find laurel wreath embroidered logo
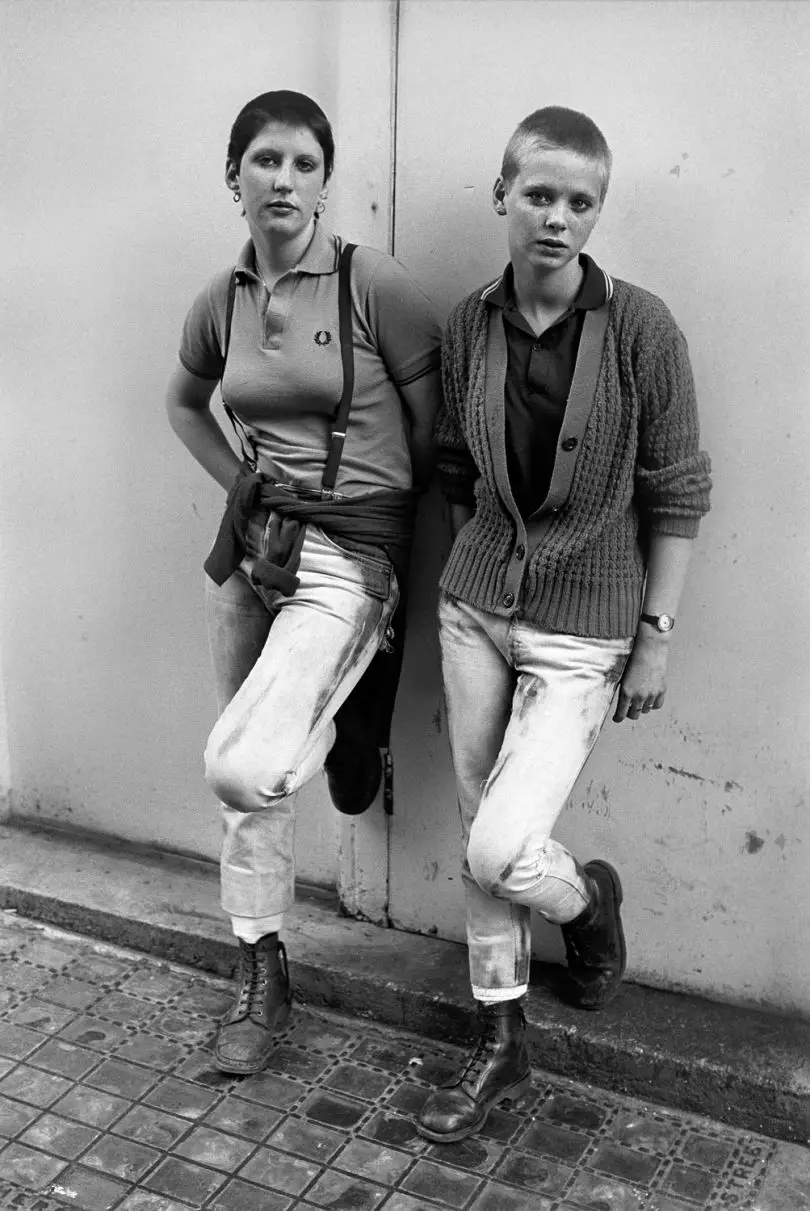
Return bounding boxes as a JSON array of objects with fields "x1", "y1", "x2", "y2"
[{"x1": 313, "y1": 330, "x2": 332, "y2": 347}]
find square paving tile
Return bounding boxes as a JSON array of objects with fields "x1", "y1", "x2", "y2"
[
  {"x1": 38, "y1": 975, "x2": 103, "y2": 1011},
  {"x1": 588, "y1": 1138, "x2": 662, "y2": 1185},
  {"x1": 0, "y1": 1095, "x2": 41, "y2": 1139},
  {"x1": 334, "y1": 1136, "x2": 412, "y2": 1185},
  {"x1": 52, "y1": 1085, "x2": 131, "y2": 1128},
  {"x1": 663, "y1": 1160, "x2": 718, "y2": 1202},
  {"x1": 0, "y1": 1063, "x2": 73, "y2": 1108},
  {"x1": 300, "y1": 1089, "x2": 368, "y2": 1130},
  {"x1": 19, "y1": 1111, "x2": 100, "y2": 1159},
  {"x1": 7, "y1": 998, "x2": 76, "y2": 1035},
  {"x1": 470, "y1": 1180, "x2": 554, "y2": 1210},
  {"x1": 305, "y1": 1167, "x2": 388, "y2": 1209},
  {"x1": 494, "y1": 1147, "x2": 573, "y2": 1195},
  {"x1": 0, "y1": 1022, "x2": 43, "y2": 1061},
  {"x1": 0, "y1": 1140, "x2": 67, "y2": 1189},
  {"x1": 566, "y1": 1168, "x2": 648, "y2": 1209},
  {"x1": 239, "y1": 1144, "x2": 322, "y2": 1194},
  {"x1": 85, "y1": 1057, "x2": 158, "y2": 1100},
  {"x1": 29, "y1": 1038, "x2": 101, "y2": 1080},
  {"x1": 118, "y1": 968, "x2": 191, "y2": 1003},
  {"x1": 211, "y1": 1177, "x2": 293, "y2": 1210},
  {"x1": 400, "y1": 1157, "x2": 483, "y2": 1207},
  {"x1": 323, "y1": 1063, "x2": 392, "y2": 1102},
  {"x1": 53, "y1": 1162, "x2": 130, "y2": 1209},
  {"x1": 266, "y1": 1115, "x2": 346, "y2": 1163},
  {"x1": 203, "y1": 1094, "x2": 282, "y2": 1142},
  {"x1": 90, "y1": 992, "x2": 158, "y2": 1025},
  {"x1": 112, "y1": 1104, "x2": 192, "y2": 1151},
  {"x1": 236, "y1": 1069, "x2": 305, "y2": 1110},
  {"x1": 143, "y1": 1077, "x2": 219, "y2": 1120},
  {"x1": 517, "y1": 1118, "x2": 591, "y2": 1165},
  {"x1": 143, "y1": 1154, "x2": 228, "y2": 1204},
  {"x1": 59, "y1": 1016, "x2": 131, "y2": 1052},
  {"x1": 172, "y1": 1123, "x2": 255, "y2": 1170},
  {"x1": 114, "y1": 1033, "x2": 188, "y2": 1071},
  {"x1": 81, "y1": 1132, "x2": 162, "y2": 1181}
]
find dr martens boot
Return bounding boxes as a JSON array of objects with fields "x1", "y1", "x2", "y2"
[
  {"x1": 214, "y1": 934, "x2": 291, "y2": 1074},
  {"x1": 417, "y1": 998, "x2": 532, "y2": 1143},
  {"x1": 562, "y1": 859, "x2": 626, "y2": 1010}
]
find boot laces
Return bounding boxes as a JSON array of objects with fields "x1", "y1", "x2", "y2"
[
  {"x1": 458, "y1": 1014, "x2": 498, "y2": 1085},
  {"x1": 235, "y1": 943, "x2": 271, "y2": 1019}
]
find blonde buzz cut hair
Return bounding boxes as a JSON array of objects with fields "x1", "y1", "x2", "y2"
[{"x1": 501, "y1": 106, "x2": 613, "y2": 201}]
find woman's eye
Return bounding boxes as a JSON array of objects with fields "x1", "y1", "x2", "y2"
[
  {"x1": 297, "y1": 160, "x2": 316, "y2": 172},
  {"x1": 571, "y1": 199, "x2": 591, "y2": 212}
]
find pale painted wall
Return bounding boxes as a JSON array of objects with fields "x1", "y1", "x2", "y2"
[
  {"x1": 388, "y1": 0, "x2": 810, "y2": 1015},
  {"x1": 0, "y1": 0, "x2": 395, "y2": 889}
]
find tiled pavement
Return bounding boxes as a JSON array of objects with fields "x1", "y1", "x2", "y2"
[{"x1": 0, "y1": 912, "x2": 806, "y2": 1211}]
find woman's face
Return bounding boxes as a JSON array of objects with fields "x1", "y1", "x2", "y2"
[{"x1": 228, "y1": 120, "x2": 327, "y2": 241}]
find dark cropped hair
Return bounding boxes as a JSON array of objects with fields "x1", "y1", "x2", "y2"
[
  {"x1": 501, "y1": 106, "x2": 612, "y2": 200},
  {"x1": 227, "y1": 90, "x2": 335, "y2": 180}
]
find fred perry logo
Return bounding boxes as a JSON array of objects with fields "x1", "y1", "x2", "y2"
[{"x1": 313, "y1": 330, "x2": 333, "y2": 347}]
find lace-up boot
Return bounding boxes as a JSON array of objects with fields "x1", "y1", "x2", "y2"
[
  {"x1": 561, "y1": 859, "x2": 626, "y2": 1010},
  {"x1": 416, "y1": 998, "x2": 532, "y2": 1142},
  {"x1": 214, "y1": 934, "x2": 291, "y2": 1074}
]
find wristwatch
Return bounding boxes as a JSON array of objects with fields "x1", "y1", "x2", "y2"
[{"x1": 640, "y1": 612, "x2": 675, "y2": 633}]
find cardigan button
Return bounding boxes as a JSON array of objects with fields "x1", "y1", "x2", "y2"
[
  {"x1": 561, "y1": 437, "x2": 578, "y2": 452},
  {"x1": 515, "y1": 545, "x2": 525, "y2": 560},
  {"x1": 502, "y1": 592, "x2": 515, "y2": 608}
]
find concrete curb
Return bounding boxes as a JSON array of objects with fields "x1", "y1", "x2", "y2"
[{"x1": 1, "y1": 820, "x2": 807, "y2": 1145}]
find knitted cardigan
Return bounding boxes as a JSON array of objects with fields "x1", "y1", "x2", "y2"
[{"x1": 436, "y1": 276, "x2": 712, "y2": 638}]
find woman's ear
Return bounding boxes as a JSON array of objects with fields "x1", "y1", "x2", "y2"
[
  {"x1": 224, "y1": 160, "x2": 240, "y2": 194},
  {"x1": 492, "y1": 176, "x2": 507, "y2": 215}
]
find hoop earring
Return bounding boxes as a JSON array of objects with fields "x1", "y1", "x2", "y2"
[
  {"x1": 315, "y1": 198, "x2": 326, "y2": 217},
  {"x1": 231, "y1": 189, "x2": 241, "y2": 204}
]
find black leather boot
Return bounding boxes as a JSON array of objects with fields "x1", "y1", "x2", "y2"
[
  {"x1": 214, "y1": 934, "x2": 291, "y2": 1074},
  {"x1": 416, "y1": 999, "x2": 532, "y2": 1143},
  {"x1": 324, "y1": 730, "x2": 382, "y2": 815},
  {"x1": 561, "y1": 859, "x2": 626, "y2": 1010}
]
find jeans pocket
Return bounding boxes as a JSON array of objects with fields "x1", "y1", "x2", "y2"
[{"x1": 313, "y1": 528, "x2": 393, "y2": 602}]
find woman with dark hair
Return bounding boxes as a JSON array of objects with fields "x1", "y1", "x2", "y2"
[{"x1": 166, "y1": 91, "x2": 441, "y2": 1075}]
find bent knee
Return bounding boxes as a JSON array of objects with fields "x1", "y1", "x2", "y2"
[
  {"x1": 467, "y1": 833, "x2": 524, "y2": 897},
  {"x1": 204, "y1": 737, "x2": 291, "y2": 814}
]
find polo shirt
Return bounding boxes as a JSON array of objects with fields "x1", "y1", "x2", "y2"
[
  {"x1": 483, "y1": 254, "x2": 611, "y2": 517},
  {"x1": 179, "y1": 223, "x2": 441, "y2": 498}
]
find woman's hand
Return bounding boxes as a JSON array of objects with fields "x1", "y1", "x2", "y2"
[{"x1": 613, "y1": 632, "x2": 670, "y2": 722}]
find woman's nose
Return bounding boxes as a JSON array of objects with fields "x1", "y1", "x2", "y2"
[
  {"x1": 545, "y1": 203, "x2": 567, "y2": 229},
  {"x1": 274, "y1": 161, "x2": 293, "y2": 191}
]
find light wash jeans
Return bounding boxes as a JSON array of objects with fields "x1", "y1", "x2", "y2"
[
  {"x1": 438, "y1": 592, "x2": 633, "y2": 1002},
  {"x1": 204, "y1": 510, "x2": 398, "y2": 940}
]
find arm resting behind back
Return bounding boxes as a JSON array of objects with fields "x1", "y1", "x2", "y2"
[{"x1": 165, "y1": 363, "x2": 242, "y2": 492}]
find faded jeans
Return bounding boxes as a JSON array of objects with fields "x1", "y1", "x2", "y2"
[
  {"x1": 438, "y1": 592, "x2": 633, "y2": 1001},
  {"x1": 204, "y1": 511, "x2": 398, "y2": 939}
]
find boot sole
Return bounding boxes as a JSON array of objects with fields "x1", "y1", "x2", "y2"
[
  {"x1": 213, "y1": 998, "x2": 292, "y2": 1075},
  {"x1": 577, "y1": 859, "x2": 626, "y2": 1011},
  {"x1": 415, "y1": 1072, "x2": 533, "y2": 1143}
]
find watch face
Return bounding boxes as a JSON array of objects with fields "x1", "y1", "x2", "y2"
[{"x1": 658, "y1": 614, "x2": 674, "y2": 632}]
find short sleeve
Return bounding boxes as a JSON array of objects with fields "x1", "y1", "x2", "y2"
[
  {"x1": 361, "y1": 253, "x2": 442, "y2": 386},
  {"x1": 178, "y1": 271, "x2": 232, "y2": 381}
]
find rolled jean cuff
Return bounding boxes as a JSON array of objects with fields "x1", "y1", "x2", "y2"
[
  {"x1": 473, "y1": 984, "x2": 528, "y2": 1004},
  {"x1": 230, "y1": 913, "x2": 284, "y2": 942}
]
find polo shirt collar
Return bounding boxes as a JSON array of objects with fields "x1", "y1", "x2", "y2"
[
  {"x1": 234, "y1": 222, "x2": 339, "y2": 281},
  {"x1": 481, "y1": 253, "x2": 613, "y2": 312}
]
